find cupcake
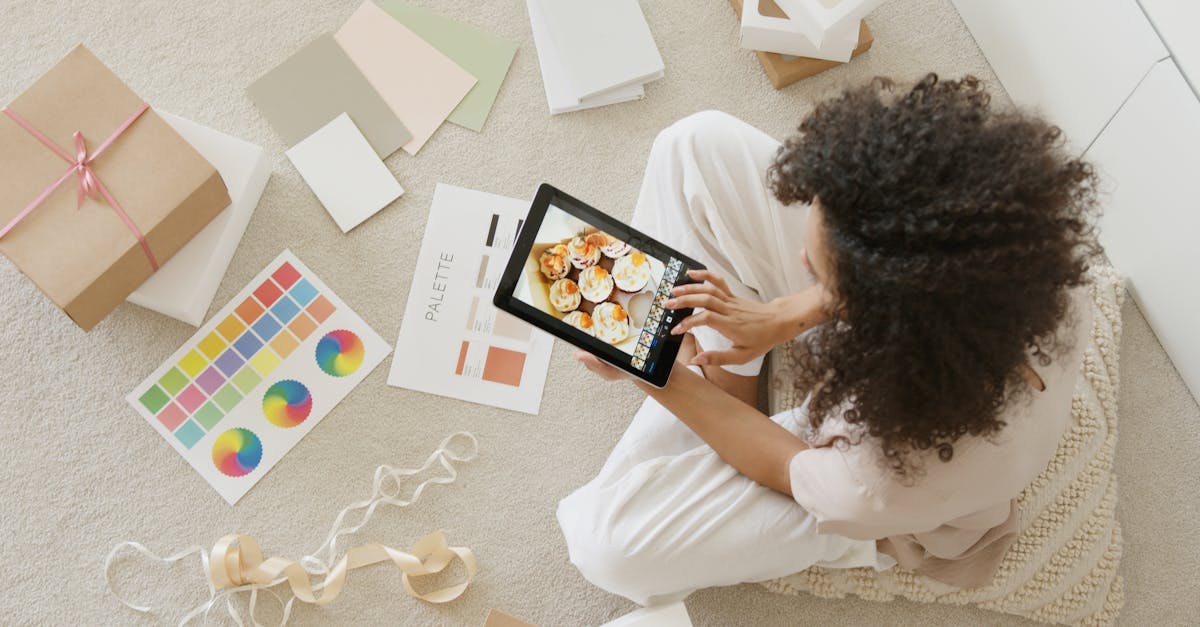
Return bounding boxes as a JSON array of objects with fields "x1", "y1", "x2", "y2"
[
  {"x1": 579, "y1": 265, "x2": 614, "y2": 303},
  {"x1": 562, "y1": 311, "x2": 595, "y2": 337},
  {"x1": 538, "y1": 244, "x2": 570, "y2": 280},
  {"x1": 612, "y1": 250, "x2": 651, "y2": 292},
  {"x1": 549, "y1": 278, "x2": 581, "y2": 312},
  {"x1": 599, "y1": 232, "x2": 631, "y2": 258},
  {"x1": 593, "y1": 302, "x2": 631, "y2": 345},
  {"x1": 566, "y1": 235, "x2": 601, "y2": 269}
]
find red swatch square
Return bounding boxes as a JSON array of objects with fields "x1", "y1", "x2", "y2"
[
  {"x1": 271, "y1": 262, "x2": 302, "y2": 289},
  {"x1": 254, "y1": 279, "x2": 283, "y2": 307},
  {"x1": 157, "y1": 403, "x2": 188, "y2": 431}
]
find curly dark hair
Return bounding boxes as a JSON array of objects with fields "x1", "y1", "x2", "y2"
[{"x1": 768, "y1": 74, "x2": 1100, "y2": 478}]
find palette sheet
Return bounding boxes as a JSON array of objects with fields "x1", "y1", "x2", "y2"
[
  {"x1": 388, "y1": 184, "x2": 552, "y2": 415},
  {"x1": 127, "y1": 250, "x2": 391, "y2": 504}
]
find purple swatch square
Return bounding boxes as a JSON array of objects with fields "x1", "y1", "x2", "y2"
[
  {"x1": 215, "y1": 349, "x2": 244, "y2": 377},
  {"x1": 196, "y1": 367, "x2": 225, "y2": 395},
  {"x1": 177, "y1": 384, "x2": 207, "y2": 413}
]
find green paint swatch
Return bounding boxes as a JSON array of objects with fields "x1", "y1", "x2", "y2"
[
  {"x1": 194, "y1": 402, "x2": 225, "y2": 431},
  {"x1": 380, "y1": 0, "x2": 518, "y2": 132},
  {"x1": 138, "y1": 386, "x2": 170, "y2": 414},
  {"x1": 157, "y1": 368, "x2": 189, "y2": 396},
  {"x1": 213, "y1": 383, "x2": 244, "y2": 412}
]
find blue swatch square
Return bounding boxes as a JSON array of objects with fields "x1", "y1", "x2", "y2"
[
  {"x1": 270, "y1": 295, "x2": 301, "y2": 324},
  {"x1": 252, "y1": 312, "x2": 282, "y2": 341},
  {"x1": 214, "y1": 349, "x2": 244, "y2": 376},
  {"x1": 233, "y1": 331, "x2": 263, "y2": 359},
  {"x1": 174, "y1": 420, "x2": 205, "y2": 449},
  {"x1": 289, "y1": 278, "x2": 318, "y2": 306}
]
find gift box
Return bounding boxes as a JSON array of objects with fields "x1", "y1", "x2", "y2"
[
  {"x1": 740, "y1": 0, "x2": 862, "y2": 61},
  {"x1": 0, "y1": 46, "x2": 230, "y2": 330},
  {"x1": 731, "y1": 0, "x2": 874, "y2": 89}
]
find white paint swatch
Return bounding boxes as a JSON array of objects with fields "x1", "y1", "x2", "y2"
[{"x1": 286, "y1": 113, "x2": 403, "y2": 233}]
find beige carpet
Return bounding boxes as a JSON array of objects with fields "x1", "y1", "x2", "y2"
[{"x1": 1, "y1": 0, "x2": 1197, "y2": 624}]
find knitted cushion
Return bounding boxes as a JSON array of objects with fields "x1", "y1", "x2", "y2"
[{"x1": 761, "y1": 265, "x2": 1125, "y2": 626}]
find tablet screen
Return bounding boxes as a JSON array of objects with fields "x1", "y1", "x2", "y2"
[{"x1": 497, "y1": 185, "x2": 703, "y2": 385}]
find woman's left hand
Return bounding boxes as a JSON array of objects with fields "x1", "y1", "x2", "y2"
[{"x1": 575, "y1": 352, "x2": 636, "y2": 383}]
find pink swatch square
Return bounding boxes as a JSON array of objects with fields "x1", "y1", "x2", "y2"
[
  {"x1": 157, "y1": 403, "x2": 188, "y2": 431},
  {"x1": 177, "y1": 384, "x2": 207, "y2": 413}
]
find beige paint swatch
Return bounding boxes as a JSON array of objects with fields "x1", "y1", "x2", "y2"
[
  {"x1": 335, "y1": 1, "x2": 477, "y2": 155},
  {"x1": 247, "y1": 33, "x2": 411, "y2": 159}
]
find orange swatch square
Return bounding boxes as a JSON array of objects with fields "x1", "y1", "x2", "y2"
[
  {"x1": 482, "y1": 346, "x2": 525, "y2": 387},
  {"x1": 306, "y1": 295, "x2": 336, "y2": 323},
  {"x1": 215, "y1": 315, "x2": 246, "y2": 342},
  {"x1": 288, "y1": 312, "x2": 318, "y2": 340},
  {"x1": 270, "y1": 330, "x2": 300, "y2": 358},
  {"x1": 235, "y1": 297, "x2": 264, "y2": 325}
]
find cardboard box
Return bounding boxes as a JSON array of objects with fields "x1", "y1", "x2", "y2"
[
  {"x1": 0, "y1": 46, "x2": 230, "y2": 330},
  {"x1": 775, "y1": 0, "x2": 885, "y2": 45},
  {"x1": 740, "y1": 0, "x2": 861, "y2": 60},
  {"x1": 731, "y1": 0, "x2": 874, "y2": 89}
]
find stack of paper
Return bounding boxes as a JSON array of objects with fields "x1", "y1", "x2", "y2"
[{"x1": 526, "y1": 0, "x2": 664, "y2": 114}]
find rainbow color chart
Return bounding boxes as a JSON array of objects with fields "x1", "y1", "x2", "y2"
[{"x1": 127, "y1": 250, "x2": 390, "y2": 504}]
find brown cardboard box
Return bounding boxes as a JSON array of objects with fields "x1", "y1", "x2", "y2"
[
  {"x1": 730, "y1": 0, "x2": 874, "y2": 89},
  {"x1": 0, "y1": 45, "x2": 230, "y2": 330}
]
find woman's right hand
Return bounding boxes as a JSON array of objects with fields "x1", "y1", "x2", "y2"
[{"x1": 666, "y1": 270, "x2": 832, "y2": 366}]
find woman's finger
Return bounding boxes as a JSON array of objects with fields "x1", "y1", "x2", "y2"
[
  {"x1": 575, "y1": 352, "x2": 627, "y2": 381},
  {"x1": 686, "y1": 269, "x2": 733, "y2": 297},
  {"x1": 670, "y1": 310, "x2": 730, "y2": 336},
  {"x1": 691, "y1": 347, "x2": 755, "y2": 367},
  {"x1": 665, "y1": 293, "x2": 728, "y2": 313},
  {"x1": 669, "y1": 282, "x2": 725, "y2": 299}
]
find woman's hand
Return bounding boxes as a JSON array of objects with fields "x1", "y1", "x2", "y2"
[
  {"x1": 666, "y1": 270, "x2": 832, "y2": 367},
  {"x1": 575, "y1": 352, "x2": 636, "y2": 383}
]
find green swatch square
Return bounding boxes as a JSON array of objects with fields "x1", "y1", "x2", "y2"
[
  {"x1": 213, "y1": 383, "x2": 243, "y2": 412},
  {"x1": 138, "y1": 386, "x2": 170, "y2": 414},
  {"x1": 231, "y1": 366, "x2": 262, "y2": 394},
  {"x1": 157, "y1": 368, "x2": 189, "y2": 396},
  {"x1": 194, "y1": 402, "x2": 225, "y2": 431}
]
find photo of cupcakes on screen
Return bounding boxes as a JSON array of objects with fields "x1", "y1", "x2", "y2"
[
  {"x1": 579, "y1": 265, "x2": 614, "y2": 303},
  {"x1": 539, "y1": 243, "x2": 571, "y2": 280},
  {"x1": 599, "y1": 232, "x2": 631, "y2": 258},
  {"x1": 634, "y1": 344, "x2": 650, "y2": 359},
  {"x1": 567, "y1": 234, "x2": 602, "y2": 269},
  {"x1": 549, "y1": 278, "x2": 581, "y2": 312},
  {"x1": 563, "y1": 311, "x2": 595, "y2": 336},
  {"x1": 593, "y1": 302, "x2": 631, "y2": 345},
  {"x1": 612, "y1": 251, "x2": 651, "y2": 293}
]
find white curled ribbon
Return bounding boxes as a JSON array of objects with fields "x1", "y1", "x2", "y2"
[{"x1": 104, "y1": 431, "x2": 480, "y2": 626}]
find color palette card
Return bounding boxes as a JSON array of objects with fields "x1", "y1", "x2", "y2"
[
  {"x1": 247, "y1": 33, "x2": 411, "y2": 159},
  {"x1": 128, "y1": 250, "x2": 390, "y2": 504},
  {"x1": 335, "y1": 1, "x2": 477, "y2": 155},
  {"x1": 379, "y1": 0, "x2": 519, "y2": 132},
  {"x1": 388, "y1": 183, "x2": 552, "y2": 415},
  {"x1": 286, "y1": 113, "x2": 404, "y2": 233}
]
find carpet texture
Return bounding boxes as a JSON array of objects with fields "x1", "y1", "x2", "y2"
[{"x1": 1, "y1": 1, "x2": 1197, "y2": 625}]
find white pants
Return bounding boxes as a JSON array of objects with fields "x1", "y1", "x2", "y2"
[{"x1": 557, "y1": 111, "x2": 893, "y2": 607}]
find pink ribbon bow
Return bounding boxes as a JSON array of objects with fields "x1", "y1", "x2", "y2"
[{"x1": 1, "y1": 104, "x2": 159, "y2": 270}]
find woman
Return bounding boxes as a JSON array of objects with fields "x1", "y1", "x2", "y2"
[{"x1": 557, "y1": 75, "x2": 1100, "y2": 606}]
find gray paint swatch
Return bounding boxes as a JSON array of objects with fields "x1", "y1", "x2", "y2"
[{"x1": 247, "y1": 33, "x2": 411, "y2": 158}]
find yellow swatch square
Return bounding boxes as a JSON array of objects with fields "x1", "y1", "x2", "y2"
[
  {"x1": 216, "y1": 315, "x2": 246, "y2": 342},
  {"x1": 197, "y1": 332, "x2": 227, "y2": 360},
  {"x1": 249, "y1": 349, "x2": 281, "y2": 377},
  {"x1": 178, "y1": 350, "x2": 208, "y2": 377},
  {"x1": 269, "y1": 331, "x2": 299, "y2": 359}
]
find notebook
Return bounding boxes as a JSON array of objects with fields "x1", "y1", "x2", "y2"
[
  {"x1": 527, "y1": 0, "x2": 645, "y2": 114},
  {"x1": 537, "y1": 0, "x2": 665, "y2": 99}
]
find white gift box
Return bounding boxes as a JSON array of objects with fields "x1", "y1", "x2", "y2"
[
  {"x1": 776, "y1": 0, "x2": 885, "y2": 46},
  {"x1": 739, "y1": 0, "x2": 862, "y2": 61}
]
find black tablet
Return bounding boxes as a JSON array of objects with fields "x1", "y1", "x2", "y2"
[{"x1": 494, "y1": 184, "x2": 705, "y2": 388}]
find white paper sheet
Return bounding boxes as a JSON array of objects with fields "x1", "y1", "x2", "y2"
[
  {"x1": 388, "y1": 183, "x2": 553, "y2": 415},
  {"x1": 126, "y1": 113, "x2": 270, "y2": 326},
  {"x1": 286, "y1": 113, "x2": 403, "y2": 233},
  {"x1": 526, "y1": 0, "x2": 645, "y2": 114},
  {"x1": 537, "y1": 0, "x2": 664, "y2": 99},
  {"x1": 127, "y1": 250, "x2": 391, "y2": 504},
  {"x1": 600, "y1": 602, "x2": 693, "y2": 627}
]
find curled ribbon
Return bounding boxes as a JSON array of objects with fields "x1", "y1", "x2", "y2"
[
  {"x1": 104, "y1": 432, "x2": 480, "y2": 626},
  {"x1": 1, "y1": 104, "x2": 159, "y2": 270}
]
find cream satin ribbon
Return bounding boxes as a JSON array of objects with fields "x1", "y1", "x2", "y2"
[{"x1": 104, "y1": 432, "x2": 479, "y2": 626}]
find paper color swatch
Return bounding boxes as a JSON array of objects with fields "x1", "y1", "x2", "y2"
[
  {"x1": 335, "y1": 1, "x2": 477, "y2": 155},
  {"x1": 127, "y1": 250, "x2": 391, "y2": 504},
  {"x1": 247, "y1": 33, "x2": 411, "y2": 158},
  {"x1": 127, "y1": 112, "x2": 271, "y2": 326},
  {"x1": 286, "y1": 113, "x2": 403, "y2": 233},
  {"x1": 379, "y1": 0, "x2": 519, "y2": 132},
  {"x1": 526, "y1": 0, "x2": 645, "y2": 114},
  {"x1": 388, "y1": 184, "x2": 552, "y2": 414}
]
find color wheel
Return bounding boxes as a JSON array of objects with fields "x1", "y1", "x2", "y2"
[
  {"x1": 315, "y1": 329, "x2": 364, "y2": 377},
  {"x1": 212, "y1": 428, "x2": 263, "y2": 477},
  {"x1": 262, "y1": 380, "x2": 312, "y2": 428}
]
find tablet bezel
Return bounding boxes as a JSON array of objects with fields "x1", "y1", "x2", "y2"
[{"x1": 494, "y1": 183, "x2": 705, "y2": 388}]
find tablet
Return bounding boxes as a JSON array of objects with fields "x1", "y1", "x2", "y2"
[{"x1": 494, "y1": 184, "x2": 705, "y2": 388}]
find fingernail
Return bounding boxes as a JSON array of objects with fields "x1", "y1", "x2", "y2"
[
  {"x1": 665, "y1": 299, "x2": 677, "y2": 308},
  {"x1": 670, "y1": 325, "x2": 682, "y2": 335}
]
